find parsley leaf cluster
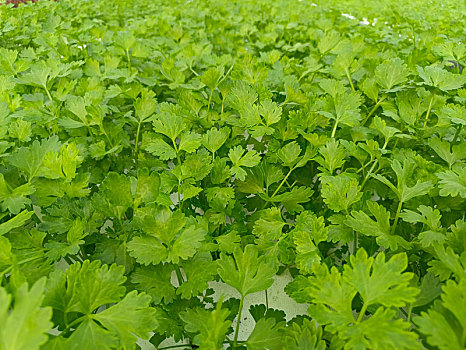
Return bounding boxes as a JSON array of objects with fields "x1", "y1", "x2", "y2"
[{"x1": 0, "y1": 0, "x2": 465, "y2": 349}]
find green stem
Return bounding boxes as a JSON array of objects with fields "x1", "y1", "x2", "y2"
[
  {"x1": 361, "y1": 96, "x2": 386, "y2": 126},
  {"x1": 79, "y1": 246, "x2": 87, "y2": 261},
  {"x1": 265, "y1": 290, "x2": 269, "y2": 310},
  {"x1": 9, "y1": 61, "x2": 17, "y2": 76},
  {"x1": 0, "y1": 255, "x2": 45, "y2": 279},
  {"x1": 171, "y1": 139, "x2": 182, "y2": 207},
  {"x1": 217, "y1": 62, "x2": 235, "y2": 86},
  {"x1": 356, "y1": 159, "x2": 373, "y2": 174},
  {"x1": 390, "y1": 201, "x2": 403, "y2": 235},
  {"x1": 177, "y1": 180, "x2": 181, "y2": 207},
  {"x1": 297, "y1": 70, "x2": 308, "y2": 82},
  {"x1": 331, "y1": 119, "x2": 339, "y2": 138},
  {"x1": 63, "y1": 255, "x2": 74, "y2": 266},
  {"x1": 64, "y1": 314, "x2": 88, "y2": 331},
  {"x1": 360, "y1": 141, "x2": 388, "y2": 189},
  {"x1": 298, "y1": 69, "x2": 316, "y2": 83},
  {"x1": 233, "y1": 295, "x2": 245, "y2": 349},
  {"x1": 345, "y1": 69, "x2": 356, "y2": 92},
  {"x1": 43, "y1": 85, "x2": 53, "y2": 102},
  {"x1": 189, "y1": 65, "x2": 199, "y2": 76},
  {"x1": 271, "y1": 167, "x2": 294, "y2": 198},
  {"x1": 353, "y1": 231, "x2": 358, "y2": 254},
  {"x1": 208, "y1": 88, "x2": 214, "y2": 109},
  {"x1": 126, "y1": 49, "x2": 131, "y2": 71},
  {"x1": 360, "y1": 159, "x2": 378, "y2": 189},
  {"x1": 423, "y1": 93, "x2": 435, "y2": 127},
  {"x1": 407, "y1": 304, "x2": 413, "y2": 323},
  {"x1": 100, "y1": 124, "x2": 114, "y2": 148},
  {"x1": 157, "y1": 345, "x2": 191, "y2": 350},
  {"x1": 452, "y1": 124, "x2": 462, "y2": 144},
  {"x1": 158, "y1": 341, "x2": 246, "y2": 350},
  {"x1": 134, "y1": 121, "x2": 141, "y2": 155},
  {"x1": 308, "y1": 71, "x2": 316, "y2": 85},
  {"x1": 175, "y1": 267, "x2": 184, "y2": 286},
  {"x1": 356, "y1": 303, "x2": 368, "y2": 324}
]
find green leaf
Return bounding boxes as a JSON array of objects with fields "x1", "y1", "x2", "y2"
[
  {"x1": 202, "y1": 127, "x2": 230, "y2": 154},
  {"x1": 8, "y1": 118, "x2": 32, "y2": 143},
  {"x1": 178, "y1": 131, "x2": 201, "y2": 153},
  {"x1": 216, "y1": 231, "x2": 241, "y2": 254},
  {"x1": 145, "y1": 138, "x2": 177, "y2": 160},
  {"x1": 429, "y1": 137, "x2": 466, "y2": 169},
  {"x1": 417, "y1": 66, "x2": 466, "y2": 91},
  {"x1": 373, "y1": 159, "x2": 433, "y2": 203},
  {"x1": 346, "y1": 201, "x2": 410, "y2": 250},
  {"x1": 7, "y1": 136, "x2": 61, "y2": 180},
  {"x1": 0, "y1": 236, "x2": 12, "y2": 268},
  {"x1": 180, "y1": 301, "x2": 231, "y2": 350},
  {"x1": 246, "y1": 318, "x2": 284, "y2": 350},
  {"x1": 342, "y1": 308, "x2": 421, "y2": 350},
  {"x1": 228, "y1": 80, "x2": 258, "y2": 112},
  {"x1": 217, "y1": 245, "x2": 277, "y2": 297},
  {"x1": 370, "y1": 116, "x2": 400, "y2": 143},
  {"x1": 400, "y1": 205, "x2": 446, "y2": 247},
  {"x1": 302, "y1": 263, "x2": 356, "y2": 331},
  {"x1": 201, "y1": 67, "x2": 223, "y2": 90},
  {"x1": 437, "y1": 165, "x2": 466, "y2": 198},
  {"x1": 252, "y1": 208, "x2": 286, "y2": 240},
  {"x1": 293, "y1": 230, "x2": 321, "y2": 274},
  {"x1": 317, "y1": 31, "x2": 341, "y2": 54},
  {"x1": 0, "y1": 210, "x2": 34, "y2": 236},
  {"x1": 130, "y1": 264, "x2": 175, "y2": 304},
  {"x1": 344, "y1": 249, "x2": 418, "y2": 308},
  {"x1": 316, "y1": 139, "x2": 346, "y2": 174},
  {"x1": 320, "y1": 174, "x2": 362, "y2": 212},
  {"x1": 133, "y1": 168, "x2": 160, "y2": 207},
  {"x1": 42, "y1": 143, "x2": 83, "y2": 180},
  {"x1": 127, "y1": 236, "x2": 167, "y2": 265},
  {"x1": 44, "y1": 241, "x2": 81, "y2": 261},
  {"x1": 65, "y1": 319, "x2": 118, "y2": 350},
  {"x1": 375, "y1": 58, "x2": 410, "y2": 91},
  {"x1": 100, "y1": 172, "x2": 133, "y2": 215},
  {"x1": 177, "y1": 257, "x2": 217, "y2": 299},
  {"x1": 259, "y1": 100, "x2": 282, "y2": 126},
  {"x1": 414, "y1": 279, "x2": 466, "y2": 350},
  {"x1": 272, "y1": 186, "x2": 314, "y2": 214},
  {"x1": 295, "y1": 211, "x2": 328, "y2": 245},
  {"x1": 17, "y1": 61, "x2": 51, "y2": 88},
  {"x1": 319, "y1": 79, "x2": 362, "y2": 129},
  {"x1": 282, "y1": 319, "x2": 326, "y2": 350},
  {"x1": 66, "y1": 96, "x2": 89, "y2": 124},
  {"x1": 0, "y1": 278, "x2": 53, "y2": 350},
  {"x1": 93, "y1": 291, "x2": 157, "y2": 348},
  {"x1": 168, "y1": 224, "x2": 206, "y2": 264},
  {"x1": 229, "y1": 146, "x2": 261, "y2": 181},
  {"x1": 153, "y1": 110, "x2": 185, "y2": 141},
  {"x1": 277, "y1": 141, "x2": 301, "y2": 167},
  {"x1": 138, "y1": 207, "x2": 187, "y2": 245},
  {"x1": 43, "y1": 260, "x2": 126, "y2": 315},
  {"x1": 134, "y1": 89, "x2": 157, "y2": 123},
  {"x1": 0, "y1": 174, "x2": 35, "y2": 214},
  {"x1": 295, "y1": 249, "x2": 420, "y2": 349},
  {"x1": 412, "y1": 272, "x2": 442, "y2": 308}
]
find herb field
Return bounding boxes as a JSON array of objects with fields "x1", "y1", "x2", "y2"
[{"x1": 0, "y1": 0, "x2": 465, "y2": 349}]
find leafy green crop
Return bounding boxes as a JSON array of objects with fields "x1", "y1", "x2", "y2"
[{"x1": 0, "y1": 0, "x2": 465, "y2": 349}]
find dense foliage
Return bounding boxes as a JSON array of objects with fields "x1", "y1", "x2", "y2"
[{"x1": 0, "y1": 0, "x2": 465, "y2": 349}]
